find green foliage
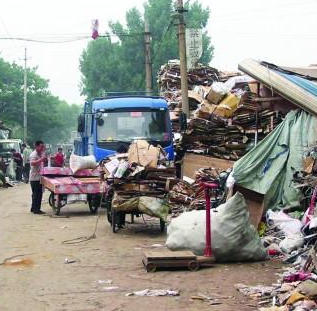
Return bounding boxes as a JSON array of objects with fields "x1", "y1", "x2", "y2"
[
  {"x1": 80, "y1": 0, "x2": 213, "y2": 99},
  {"x1": 0, "y1": 56, "x2": 81, "y2": 146}
]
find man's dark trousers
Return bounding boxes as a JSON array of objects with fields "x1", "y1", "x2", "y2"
[{"x1": 30, "y1": 181, "x2": 43, "y2": 212}]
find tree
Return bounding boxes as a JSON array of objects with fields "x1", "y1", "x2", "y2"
[
  {"x1": 0, "y1": 56, "x2": 81, "y2": 145},
  {"x1": 80, "y1": 0, "x2": 213, "y2": 99}
]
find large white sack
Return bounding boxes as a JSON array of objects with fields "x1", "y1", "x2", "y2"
[
  {"x1": 70, "y1": 153, "x2": 97, "y2": 173},
  {"x1": 166, "y1": 192, "x2": 267, "y2": 262}
]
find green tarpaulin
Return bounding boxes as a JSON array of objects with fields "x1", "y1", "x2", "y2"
[{"x1": 233, "y1": 110, "x2": 317, "y2": 210}]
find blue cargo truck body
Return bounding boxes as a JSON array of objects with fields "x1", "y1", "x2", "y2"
[{"x1": 74, "y1": 96, "x2": 174, "y2": 161}]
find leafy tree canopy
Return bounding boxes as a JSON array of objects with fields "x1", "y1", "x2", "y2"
[
  {"x1": 0, "y1": 56, "x2": 81, "y2": 146},
  {"x1": 80, "y1": 0, "x2": 213, "y2": 99}
]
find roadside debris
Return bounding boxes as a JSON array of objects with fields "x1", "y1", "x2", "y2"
[
  {"x1": 64, "y1": 257, "x2": 76, "y2": 264},
  {"x1": 100, "y1": 140, "x2": 175, "y2": 230},
  {"x1": 126, "y1": 289, "x2": 180, "y2": 297},
  {"x1": 166, "y1": 192, "x2": 267, "y2": 262}
]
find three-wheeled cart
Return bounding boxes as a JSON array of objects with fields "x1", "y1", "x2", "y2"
[
  {"x1": 41, "y1": 167, "x2": 108, "y2": 215},
  {"x1": 105, "y1": 167, "x2": 176, "y2": 233}
]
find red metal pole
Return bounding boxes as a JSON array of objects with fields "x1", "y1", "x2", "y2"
[{"x1": 203, "y1": 182, "x2": 217, "y2": 257}]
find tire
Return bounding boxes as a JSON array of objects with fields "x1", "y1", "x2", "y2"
[
  {"x1": 105, "y1": 200, "x2": 112, "y2": 224},
  {"x1": 112, "y1": 209, "x2": 118, "y2": 233},
  {"x1": 188, "y1": 260, "x2": 200, "y2": 271},
  {"x1": 51, "y1": 194, "x2": 61, "y2": 216},
  {"x1": 160, "y1": 219, "x2": 165, "y2": 233}
]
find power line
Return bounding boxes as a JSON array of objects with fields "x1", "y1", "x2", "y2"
[{"x1": 0, "y1": 32, "x2": 144, "y2": 44}]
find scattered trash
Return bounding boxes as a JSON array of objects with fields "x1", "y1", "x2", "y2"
[
  {"x1": 97, "y1": 280, "x2": 113, "y2": 285},
  {"x1": 126, "y1": 289, "x2": 180, "y2": 297},
  {"x1": 64, "y1": 258, "x2": 76, "y2": 264}
]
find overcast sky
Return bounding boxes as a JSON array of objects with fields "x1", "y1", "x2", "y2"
[{"x1": 0, "y1": 0, "x2": 316, "y2": 104}]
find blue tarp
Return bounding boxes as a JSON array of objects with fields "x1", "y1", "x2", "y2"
[{"x1": 276, "y1": 71, "x2": 317, "y2": 98}]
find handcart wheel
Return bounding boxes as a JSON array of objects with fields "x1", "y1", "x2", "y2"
[
  {"x1": 188, "y1": 260, "x2": 200, "y2": 272},
  {"x1": 48, "y1": 192, "x2": 61, "y2": 216},
  {"x1": 51, "y1": 194, "x2": 61, "y2": 216},
  {"x1": 146, "y1": 262, "x2": 157, "y2": 273},
  {"x1": 159, "y1": 219, "x2": 165, "y2": 233}
]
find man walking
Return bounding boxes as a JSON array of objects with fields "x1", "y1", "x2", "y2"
[
  {"x1": 30, "y1": 141, "x2": 46, "y2": 214},
  {"x1": 22, "y1": 143, "x2": 31, "y2": 183}
]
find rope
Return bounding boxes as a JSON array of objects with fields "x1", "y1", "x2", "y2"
[{"x1": 61, "y1": 182, "x2": 105, "y2": 245}]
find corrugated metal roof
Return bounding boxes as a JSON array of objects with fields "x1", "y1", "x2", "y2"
[{"x1": 238, "y1": 58, "x2": 317, "y2": 116}]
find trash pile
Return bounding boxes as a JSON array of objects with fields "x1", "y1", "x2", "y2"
[
  {"x1": 234, "y1": 177, "x2": 317, "y2": 309},
  {"x1": 100, "y1": 140, "x2": 175, "y2": 221},
  {"x1": 179, "y1": 89, "x2": 285, "y2": 161},
  {"x1": 158, "y1": 60, "x2": 285, "y2": 161},
  {"x1": 167, "y1": 192, "x2": 268, "y2": 262},
  {"x1": 169, "y1": 168, "x2": 229, "y2": 217}
]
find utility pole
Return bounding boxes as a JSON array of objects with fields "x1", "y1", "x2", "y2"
[
  {"x1": 176, "y1": 0, "x2": 189, "y2": 116},
  {"x1": 23, "y1": 47, "x2": 28, "y2": 142},
  {"x1": 144, "y1": 21, "x2": 153, "y2": 96}
]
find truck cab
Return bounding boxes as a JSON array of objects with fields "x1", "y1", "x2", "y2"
[
  {"x1": 0, "y1": 139, "x2": 23, "y2": 171},
  {"x1": 74, "y1": 97, "x2": 174, "y2": 161}
]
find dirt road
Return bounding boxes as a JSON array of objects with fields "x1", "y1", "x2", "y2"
[{"x1": 0, "y1": 185, "x2": 281, "y2": 311}]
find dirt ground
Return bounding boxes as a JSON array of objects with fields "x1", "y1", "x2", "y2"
[{"x1": 0, "y1": 185, "x2": 283, "y2": 311}]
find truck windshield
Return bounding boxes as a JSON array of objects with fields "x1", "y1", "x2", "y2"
[
  {"x1": 0, "y1": 142, "x2": 19, "y2": 154},
  {"x1": 97, "y1": 109, "x2": 171, "y2": 146}
]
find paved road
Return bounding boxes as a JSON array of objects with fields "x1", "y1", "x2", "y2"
[{"x1": 0, "y1": 184, "x2": 281, "y2": 311}]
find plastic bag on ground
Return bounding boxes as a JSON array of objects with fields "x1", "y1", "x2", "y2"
[
  {"x1": 166, "y1": 192, "x2": 267, "y2": 262},
  {"x1": 70, "y1": 153, "x2": 97, "y2": 174},
  {"x1": 279, "y1": 233, "x2": 304, "y2": 254},
  {"x1": 266, "y1": 210, "x2": 302, "y2": 235}
]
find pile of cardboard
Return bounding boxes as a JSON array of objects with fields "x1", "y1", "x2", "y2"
[
  {"x1": 169, "y1": 168, "x2": 229, "y2": 217},
  {"x1": 179, "y1": 85, "x2": 285, "y2": 160},
  {"x1": 101, "y1": 140, "x2": 175, "y2": 214}
]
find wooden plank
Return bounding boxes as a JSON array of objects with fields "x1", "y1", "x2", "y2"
[
  {"x1": 182, "y1": 153, "x2": 235, "y2": 179},
  {"x1": 144, "y1": 250, "x2": 196, "y2": 260}
]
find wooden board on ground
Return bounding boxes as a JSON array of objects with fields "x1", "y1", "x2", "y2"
[
  {"x1": 182, "y1": 153, "x2": 235, "y2": 179},
  {"x1": 143, "y1": 250, "x2": 215, "y2": 272},
  {"x1": 145, "y1": 250, "x2": 196, "y2": 260}
]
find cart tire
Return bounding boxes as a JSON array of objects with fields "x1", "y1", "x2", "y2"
[
  {"x1": 146, "y1": 262, "x2": 157, "y2": 272},
  {"x1": 107, "y1": 209, "x2": 112, "y2": 224},
  {"x1": 48, "y1": 192, "x2": 55, "y2": 207},
  {"x1": 53, "y1": 207, "x2": 61, "y2": 216},
  {"x1": 188, "y1": 260, "x2": 200, "y2": 271},
  {"x1": 112, "y1": 209, "x2": 118, "y2": 233},
  {"x1": 50, "y1": 193, "x2": 61, "y2": 215},
  {"x1": 160, "y1": 219, "x2": 165, "y2": 233}
]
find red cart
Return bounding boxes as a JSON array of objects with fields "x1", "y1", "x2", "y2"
[{"x1": 41, "y1": 167, "x2": 108, "y2": 215}]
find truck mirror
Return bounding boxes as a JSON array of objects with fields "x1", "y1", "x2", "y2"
[
  {"x1": 77, "y1": 114, "x2": 85, "y2": 133},
  {"x1": 179, "y1": 112, "x2": 187, "y2": 131}
]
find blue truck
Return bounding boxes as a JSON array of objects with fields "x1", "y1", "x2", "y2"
[{"x1": 74, "y1": 96, "x2": 174, "y2": 161}]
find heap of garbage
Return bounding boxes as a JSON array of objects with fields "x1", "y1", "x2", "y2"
[
  {"x1": 100, "y1": 140, "x2": 175, "y2": 221},
  {"x1": 158, "y1": 60, "x2": 285, "y2": 161},
  {"x1": 169, "y1": 168, "x2": 229, "y2": 217}
]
